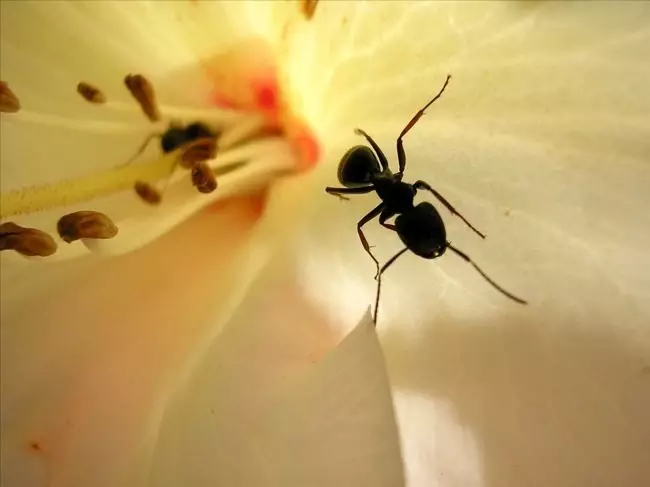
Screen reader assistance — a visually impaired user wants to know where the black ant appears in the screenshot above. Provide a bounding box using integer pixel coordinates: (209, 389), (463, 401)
(325, 75), (527, 324)
(125, 121), (219, 204)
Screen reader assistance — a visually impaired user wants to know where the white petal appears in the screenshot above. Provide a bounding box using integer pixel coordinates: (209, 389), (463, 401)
(280, 2), (650, 486)
(0, 198), (266, 487)
(148, 259), (404, 487)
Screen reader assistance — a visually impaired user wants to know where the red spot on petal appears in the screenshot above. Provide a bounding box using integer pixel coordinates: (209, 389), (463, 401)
(282, 116), (320, 172)
(28, 441), (43, 454)
(254, 81), (278, 113)
(292, 126), (320, 171)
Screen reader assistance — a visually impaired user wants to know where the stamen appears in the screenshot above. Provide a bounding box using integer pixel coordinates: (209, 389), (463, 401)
(301, 0), (319, 20)
(124, 74), (160, 123)
(0, 81), (21, 113)
(76, 82), (107, 105)
(1, 56), (318, 261)
(57, 211), (118, 243)
(180, 138), (218, 169)
(134, 181), (163, 205)
(85, 136), (295, 257)
(191, 162), (218, 194)
(0, 222), (57, 256)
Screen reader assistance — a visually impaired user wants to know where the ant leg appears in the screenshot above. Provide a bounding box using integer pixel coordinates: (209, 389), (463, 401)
(379, 207), (398, 232)
(357, 203), (385, 270)
(413, 180), (486, 239)
(325, 185), (374, 201)
(373, 247), (409, 324)
(119, 132), (161, 167)
(446, 243), (528, 305)
(396, 74), (451, 175)
(354, 128), (390, 172)
(371, 207), (398, 279)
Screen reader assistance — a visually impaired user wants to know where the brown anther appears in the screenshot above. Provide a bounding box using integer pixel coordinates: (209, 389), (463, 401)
(179, 137), (217, 169)
(57, 211), (118, 243)
(76, 82), (107, 104)
(0, 222), (57, 257)
(191, 161), (218, 194)
(0, 81), (21, 113)
(301, 0), (319, 20)
(124, 74), (160, 122)
(134, 181), (162, 205)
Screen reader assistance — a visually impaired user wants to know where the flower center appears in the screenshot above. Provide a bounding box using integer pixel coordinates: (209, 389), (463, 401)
(0, 39), (320, 260)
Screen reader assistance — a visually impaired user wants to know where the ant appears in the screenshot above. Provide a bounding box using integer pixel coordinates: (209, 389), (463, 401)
(325, 75), (527, 324)
(126, 121), (219, 204)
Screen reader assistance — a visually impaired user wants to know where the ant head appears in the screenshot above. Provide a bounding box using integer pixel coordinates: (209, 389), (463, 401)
(337, 145), (382, 187)
(395, 202), (447, 259)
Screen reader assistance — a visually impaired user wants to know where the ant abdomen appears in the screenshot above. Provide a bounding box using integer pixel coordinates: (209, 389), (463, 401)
(395, 202), (447, 259)
(337, 145), (382, 187)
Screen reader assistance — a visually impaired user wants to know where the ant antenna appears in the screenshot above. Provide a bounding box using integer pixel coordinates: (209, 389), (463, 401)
(373, 247), (409, 324)
(398, 74), (452, 141)
(446, 243), (528, 305)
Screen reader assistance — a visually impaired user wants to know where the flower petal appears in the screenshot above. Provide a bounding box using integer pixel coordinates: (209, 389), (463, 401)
(0, 197), (265, 487)
(279, 2), (650, 486)
(148, 260), (404, 487)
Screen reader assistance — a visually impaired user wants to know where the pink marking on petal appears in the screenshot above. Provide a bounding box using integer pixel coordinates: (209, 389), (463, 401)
(203, 40), (280, 118)
(253, 80), (278, 114)
(290, 122), (320, 172)
(202, 39), (320, 173)
(28, 441), (44, 454)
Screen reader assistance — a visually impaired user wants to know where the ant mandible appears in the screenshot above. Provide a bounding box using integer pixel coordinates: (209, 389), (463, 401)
(324, 75), (527, 324)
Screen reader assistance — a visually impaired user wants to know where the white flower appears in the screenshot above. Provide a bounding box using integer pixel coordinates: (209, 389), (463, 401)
(2, 1), (650, 487)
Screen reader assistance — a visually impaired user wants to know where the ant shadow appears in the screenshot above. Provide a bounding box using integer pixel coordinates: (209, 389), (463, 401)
(381, 306), (650, 487)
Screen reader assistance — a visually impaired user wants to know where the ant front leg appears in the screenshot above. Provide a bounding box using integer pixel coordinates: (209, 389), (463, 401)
(354, 128), (390, 173)
(375, 207), (398, 279)
(379, 207), (398, 232)
(414, 180), (486, 239)
(325, 185), (374, 201)
(396, 74), (451, 176)
(373, 247), (409, 325)
(357, 203), (385, 272)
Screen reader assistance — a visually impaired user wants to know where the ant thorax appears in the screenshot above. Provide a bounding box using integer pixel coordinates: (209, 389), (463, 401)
(373, 177), (416, 212)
